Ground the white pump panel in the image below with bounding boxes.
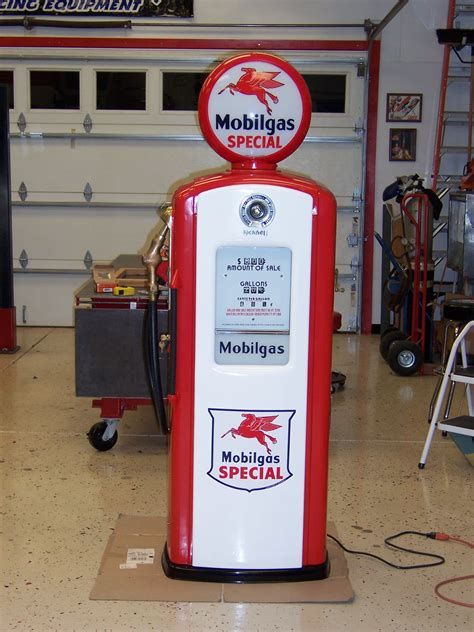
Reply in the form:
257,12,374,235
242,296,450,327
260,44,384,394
192,184,313,569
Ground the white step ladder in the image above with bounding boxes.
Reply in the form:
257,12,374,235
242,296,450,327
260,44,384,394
419,320,474,468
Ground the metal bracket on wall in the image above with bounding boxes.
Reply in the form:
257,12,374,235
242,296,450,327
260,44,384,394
346,315,358,331
350,255,360,274
365,0,410,40
357,62,366,77
334,268,346,293
352,187,362,203
83,114,93,134
83,250,93,270
353,119,365,136
83,183,93,202
338,205,360,214
347,234,360,248
19,249,28,269
18,182,27,201
17,112,26,133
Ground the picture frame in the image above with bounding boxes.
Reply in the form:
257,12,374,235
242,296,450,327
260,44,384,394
389,128,417,162
386,93,422,122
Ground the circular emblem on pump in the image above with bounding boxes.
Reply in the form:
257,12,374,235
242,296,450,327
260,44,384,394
198,52,312,167
240,194,275,227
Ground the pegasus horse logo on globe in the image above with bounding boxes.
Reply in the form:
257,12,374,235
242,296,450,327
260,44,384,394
218,67,284,115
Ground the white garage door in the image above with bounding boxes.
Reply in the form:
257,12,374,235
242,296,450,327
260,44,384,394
3,46,367,329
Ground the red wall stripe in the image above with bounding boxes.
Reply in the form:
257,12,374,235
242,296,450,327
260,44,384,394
0,36,369,51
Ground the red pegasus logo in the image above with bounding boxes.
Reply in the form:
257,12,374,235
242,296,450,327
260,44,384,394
218,67,284,115
221,413,282,454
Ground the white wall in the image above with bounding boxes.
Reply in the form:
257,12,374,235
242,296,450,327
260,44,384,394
373,0,447,324
194,0,395,25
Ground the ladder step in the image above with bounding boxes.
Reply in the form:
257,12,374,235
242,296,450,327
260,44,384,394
444,110,469,123
455,5,474,14
441,146,470,153
450,366,474,383
439,415,474,436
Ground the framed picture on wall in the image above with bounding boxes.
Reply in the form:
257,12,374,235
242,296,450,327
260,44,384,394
386,93,422,122
389,128,417,161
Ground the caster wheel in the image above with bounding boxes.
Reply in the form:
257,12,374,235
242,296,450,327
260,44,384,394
442,431,448,437
418,463,425,469
87,421,118,452
387,340,423,376
331,371,346,394
379,329,407,360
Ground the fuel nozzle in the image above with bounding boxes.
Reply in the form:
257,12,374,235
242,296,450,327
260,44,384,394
142,203,172,300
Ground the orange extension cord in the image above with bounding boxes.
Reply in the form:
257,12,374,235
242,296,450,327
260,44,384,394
433,533,474,608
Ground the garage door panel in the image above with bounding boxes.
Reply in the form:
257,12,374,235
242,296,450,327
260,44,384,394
13,208,161,265
10,51,366,330
11,139,224,200
14,273,89,327
13,139,361,205
282,143,362,196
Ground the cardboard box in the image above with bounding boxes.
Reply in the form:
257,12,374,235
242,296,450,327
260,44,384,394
94,282,116,293
90,515,354,603
115,267,147,288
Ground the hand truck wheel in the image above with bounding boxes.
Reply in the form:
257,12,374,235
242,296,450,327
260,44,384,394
380,325,399,339
379,329,407,361
387,340,423,376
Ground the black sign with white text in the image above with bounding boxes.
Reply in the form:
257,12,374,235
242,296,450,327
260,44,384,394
0,0,193,17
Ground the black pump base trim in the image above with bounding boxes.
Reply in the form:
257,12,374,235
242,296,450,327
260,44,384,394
162,546,330,583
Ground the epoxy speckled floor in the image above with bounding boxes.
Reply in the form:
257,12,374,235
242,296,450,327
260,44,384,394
1,328,473,631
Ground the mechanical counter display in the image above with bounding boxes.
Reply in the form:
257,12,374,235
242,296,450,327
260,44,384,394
163,52,337,582
215,245,291,365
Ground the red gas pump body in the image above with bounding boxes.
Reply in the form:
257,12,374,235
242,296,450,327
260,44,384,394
163,53,336,582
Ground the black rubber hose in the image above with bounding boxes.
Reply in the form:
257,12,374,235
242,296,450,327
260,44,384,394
145,299,169,435
168,288,177,396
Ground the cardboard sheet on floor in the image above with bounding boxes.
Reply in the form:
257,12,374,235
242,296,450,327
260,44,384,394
90,515,353,603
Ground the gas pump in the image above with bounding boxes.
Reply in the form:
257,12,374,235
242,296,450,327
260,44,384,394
160,53,337,583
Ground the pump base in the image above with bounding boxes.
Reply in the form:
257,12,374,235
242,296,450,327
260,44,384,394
162,546,330,583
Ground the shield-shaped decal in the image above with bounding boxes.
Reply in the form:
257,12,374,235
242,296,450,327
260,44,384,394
207,408,295,492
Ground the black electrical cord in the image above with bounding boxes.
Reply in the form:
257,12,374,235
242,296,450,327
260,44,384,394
145,299,169,435
328,531,445,570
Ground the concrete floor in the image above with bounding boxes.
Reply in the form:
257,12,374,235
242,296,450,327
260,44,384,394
1,328,473,631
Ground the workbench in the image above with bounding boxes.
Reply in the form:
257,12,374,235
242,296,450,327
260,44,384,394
74,254,168,449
